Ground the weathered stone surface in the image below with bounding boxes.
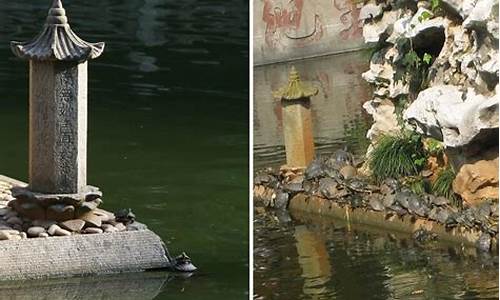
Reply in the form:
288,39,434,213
463,0,498,32
47,224,61,236
0,230,170,281
404,85,498,147
453,157,499,203
363,10,401,45
79,212,102,228
27,226,46,238
60,219,85,232
46,204,75,221
84,227,103,234
363,99,400,141
359,2,384,21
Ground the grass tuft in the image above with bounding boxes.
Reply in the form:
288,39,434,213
432,166,461,207
369,132,426,183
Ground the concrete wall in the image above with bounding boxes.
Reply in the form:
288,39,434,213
254,0,366,65
254,51,372,167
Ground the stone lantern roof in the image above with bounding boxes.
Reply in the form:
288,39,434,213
273,66,318,101
11,0,105,62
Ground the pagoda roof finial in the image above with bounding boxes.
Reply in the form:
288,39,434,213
273,66,319,101
10,0,105,62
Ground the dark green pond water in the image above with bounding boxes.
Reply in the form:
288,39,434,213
0,0,248,299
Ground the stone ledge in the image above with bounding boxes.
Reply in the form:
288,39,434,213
0,230,171,281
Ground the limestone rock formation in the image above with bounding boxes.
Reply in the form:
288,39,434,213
452,157,499,203
404,85,498,148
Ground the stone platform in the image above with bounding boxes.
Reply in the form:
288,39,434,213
0,175,175,281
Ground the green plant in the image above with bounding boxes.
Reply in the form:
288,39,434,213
432,167,461,207
369,132,426,183
425,138,444,156
343,116,371,155
405,176,430,195
396,38,434,94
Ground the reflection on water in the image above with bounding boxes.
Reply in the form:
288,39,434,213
254,210,499,300
0,0,248,299
0,272,171,300
253,51,373,168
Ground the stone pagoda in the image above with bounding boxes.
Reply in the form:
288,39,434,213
9,0,105,221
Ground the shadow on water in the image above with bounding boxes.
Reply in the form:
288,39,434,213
0,0,248,298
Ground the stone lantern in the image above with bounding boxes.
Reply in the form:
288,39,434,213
273,66,318,168
9,0,105,221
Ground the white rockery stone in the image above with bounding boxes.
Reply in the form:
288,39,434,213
363,10,401,45
404,85,499,147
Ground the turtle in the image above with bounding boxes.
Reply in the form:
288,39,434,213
343,178,377,193
303,180,319,195
431,196,450,207
407,195,430,217
382,193,396,208
115,208,136,224
369,196,385,212
324,148,355,171
435,208,451,224
491,202,498,218
379,178,400,195
319,178,341,199
389,204,408,216
170,252,198,272
282,182,304,193
324,167,344,183
305,159,325,180
395,191,411,210
349,194,364,209
273,190,289,210
254,174,274,185
428,207,439,221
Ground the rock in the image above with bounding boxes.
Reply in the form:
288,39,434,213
114,222,126,232
17,202,45,220
404,85,498,148
441,0,477,18
363,99,400,141
79,212,102,228
32,219,56,229
103,224,118,233
46,204,75,221
0,230,18,240
0,207,11,217
126,221,148,231
359,2,383,21
83,227,103,234
60,219,86,232
47,224,61,236
6,216,23,226
463,0,497,31
405,9,445,47
38,232,49,238
363,10,401,45
369,197,385,211
54,227,71,236
340,166,357,179
27,226,46,237
79,199,102,213
453,157,499,203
